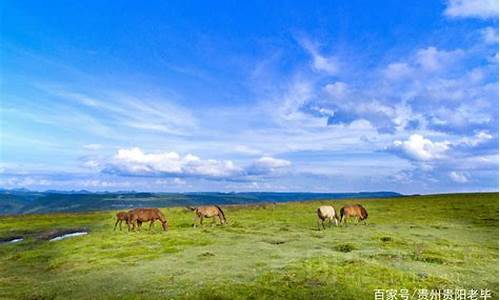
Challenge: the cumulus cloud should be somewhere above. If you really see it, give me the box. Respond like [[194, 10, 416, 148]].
[[105, 147, 242, 178], [96, 147, 291, 180], [390, 134, 450, 161], [449, 171, 469, 183], [444, 0, 499, 19], [383, 63, 413, 80], [415, 47, 464, 72]]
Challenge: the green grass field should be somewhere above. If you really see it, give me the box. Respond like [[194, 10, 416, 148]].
[[0, 193, 498, 299]]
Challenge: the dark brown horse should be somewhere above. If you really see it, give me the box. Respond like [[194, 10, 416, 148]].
[[190, 205, 226, 227], [340, 204, 368, 225], [128, 208, 168, 231], [114, 211, 130, 231]]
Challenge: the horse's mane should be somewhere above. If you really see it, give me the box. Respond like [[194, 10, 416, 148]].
[[214, 205, 226, 222], [357, 204, 368, 220]]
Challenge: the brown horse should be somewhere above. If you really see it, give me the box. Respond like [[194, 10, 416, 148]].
[[114, 211, 143, 231], [114, 211, 130, 231], [128, 208, 168, 231], [190, 205, 226, 227], [340, 204, 368, 225]]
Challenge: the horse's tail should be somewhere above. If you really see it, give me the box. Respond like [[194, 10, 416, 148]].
[[339, 207, 345, 222], [214, 205, 226, 224]]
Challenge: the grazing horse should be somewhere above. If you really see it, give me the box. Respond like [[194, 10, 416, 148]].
[[114, 211, 130, 231], [128, 208, 168, 231], [190, 205, 226, 227], [340, 204, 368, 225], [114, 211, 143, 231], [316, 205, 339, 230]]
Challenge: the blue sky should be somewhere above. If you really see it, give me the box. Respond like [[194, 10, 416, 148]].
[[1, 0, 498, 193]]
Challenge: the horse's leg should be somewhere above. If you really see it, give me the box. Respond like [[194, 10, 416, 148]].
[[119, 220, 123, 231], [114, 219, 119, 231], [200, 216, 204, 226], [334, 217, 339, 227], [149, 220, 154, 231], [193, 215, 199, 228], [317, 219, 322, 231]]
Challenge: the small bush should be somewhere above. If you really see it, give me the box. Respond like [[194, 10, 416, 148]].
[[380, 236, 392, 242], [334, 243, 356, 253]]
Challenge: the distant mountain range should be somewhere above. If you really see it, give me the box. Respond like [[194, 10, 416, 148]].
[[0, 189, 402, 215]]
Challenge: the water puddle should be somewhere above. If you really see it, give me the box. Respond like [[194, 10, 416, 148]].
[[49, 231, 88, 241], [0, 237, 24, 244]]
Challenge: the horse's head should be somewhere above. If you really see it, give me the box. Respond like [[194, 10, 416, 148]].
[[161, 220, 169, 231]]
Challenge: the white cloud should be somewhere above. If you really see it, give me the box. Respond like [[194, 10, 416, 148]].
[[299, 38, 339, 74], [449, 171, 469, 183], [246, 156, 292, 175], [416, 47, 464, 72], [83, 144, 103, 150], [108, 147, 243, 178], [233, 145, 263, 156], [459, 130, 493, 146], [480, 27, 499, 44], [324, 82, 349, 98], [46, 87, 198, 136], [444, 0, 499, 19], [101, 148, 292, 179], [253, 156, 291, 169], [383, 63, 413, 80], [391, 134, 450, 161]]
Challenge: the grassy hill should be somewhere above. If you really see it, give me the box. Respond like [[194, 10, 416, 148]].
[[0, 193, 497, 299]]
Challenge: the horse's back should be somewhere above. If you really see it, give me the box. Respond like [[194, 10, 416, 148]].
[[341, 204, 368, 220], [317, 205, 336, 219], [116, 211, 128, 220], [129, 208, 163, 221], [196, 206, 219, 217]]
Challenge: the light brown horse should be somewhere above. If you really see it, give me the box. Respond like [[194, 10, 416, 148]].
[[340, 204, 368, 225], [128, 208, 168, 231], [114, 211, 143, 231], [190, 205, 226, 227], [316, 205, 339, 230]]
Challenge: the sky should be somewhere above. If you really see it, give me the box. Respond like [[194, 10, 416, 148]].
[[0, 0, 498, 194]]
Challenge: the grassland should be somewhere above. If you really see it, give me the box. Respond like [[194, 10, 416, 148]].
[[0, 193, 497, 299]]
